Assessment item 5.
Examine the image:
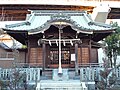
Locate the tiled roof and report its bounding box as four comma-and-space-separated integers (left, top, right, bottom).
4, 10, 114, 33
0, 42, 10, 49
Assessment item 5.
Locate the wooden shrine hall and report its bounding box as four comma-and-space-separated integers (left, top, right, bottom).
2, 10, 115, 72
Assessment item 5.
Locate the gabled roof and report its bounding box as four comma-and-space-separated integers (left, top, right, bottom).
4, 10, 114, 35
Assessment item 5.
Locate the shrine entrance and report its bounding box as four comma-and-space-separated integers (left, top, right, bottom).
42, 25, 80, 70
48, 46, 71, 68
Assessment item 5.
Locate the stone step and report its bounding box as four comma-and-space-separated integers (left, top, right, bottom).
36, 80, 87, 90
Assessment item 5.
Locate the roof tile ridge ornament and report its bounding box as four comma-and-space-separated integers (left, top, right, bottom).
51, 12, 71, 20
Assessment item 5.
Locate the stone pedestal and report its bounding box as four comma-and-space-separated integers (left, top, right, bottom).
53, 69, 69, 81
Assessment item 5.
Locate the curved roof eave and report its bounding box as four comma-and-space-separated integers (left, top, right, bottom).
28, 19, 94, 35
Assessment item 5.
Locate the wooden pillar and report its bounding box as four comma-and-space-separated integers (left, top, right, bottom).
27, 39, 30, 64
42, 43, 46, 70
24, 40, 28, 64
89, 36, 92, 63
75, 43, 78, 75
25, 51, 27, 63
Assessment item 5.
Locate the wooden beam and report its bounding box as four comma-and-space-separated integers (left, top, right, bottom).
0, 15, 26, 21
41, 39, 81, 41
0, 10, 30, 14
0, 5, 94, 21
0, 5, 94, 10
3, 13, 26, 17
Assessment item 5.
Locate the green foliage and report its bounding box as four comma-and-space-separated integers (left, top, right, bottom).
96, 58, 117, 90
104, 22, 120, 68
0, 79, 6, 89
0, 69, 27, 90
109, 73, 117, 86
96, 80, 106, 90
111, 85, 120, 90
8, 69, 27, 90
22, 45, 27, 49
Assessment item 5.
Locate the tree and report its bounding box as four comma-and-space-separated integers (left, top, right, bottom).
0, 69, 27, 90
96, 22, 120, 90
7, 69, 27, 90
96, 58, 117, 90
104, 22, 120, 68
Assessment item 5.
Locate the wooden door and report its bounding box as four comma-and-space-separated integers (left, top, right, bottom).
29, 48, 43, 67
78, 47, 89, 66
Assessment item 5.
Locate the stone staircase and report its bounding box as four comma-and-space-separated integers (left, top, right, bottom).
36, 69, 87, 90
38, 80, 87, 90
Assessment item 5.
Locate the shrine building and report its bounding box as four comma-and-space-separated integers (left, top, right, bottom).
2, 10, 115, 72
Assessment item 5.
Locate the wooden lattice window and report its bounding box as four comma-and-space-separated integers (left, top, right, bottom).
50, 48, 70, 64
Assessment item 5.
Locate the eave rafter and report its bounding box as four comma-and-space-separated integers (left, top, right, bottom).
91, 29, 115, 42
